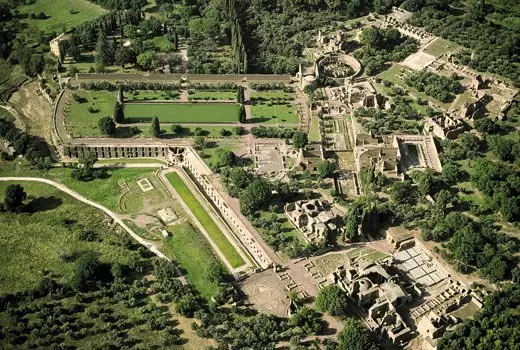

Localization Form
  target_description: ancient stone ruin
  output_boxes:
[284,199,344,243]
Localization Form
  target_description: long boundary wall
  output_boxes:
[183,148,275,269]
[75,73,292,83]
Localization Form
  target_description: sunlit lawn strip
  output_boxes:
[165,172,245,268]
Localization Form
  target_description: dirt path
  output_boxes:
[0,176,171,262]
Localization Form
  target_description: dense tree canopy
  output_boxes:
[3,184,26,213]
[316,285,349,316]
[439,282,520,350]
[339,319,378,350]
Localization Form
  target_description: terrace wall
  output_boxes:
[75,73,292,83]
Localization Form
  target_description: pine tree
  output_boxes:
[150,116,161,137]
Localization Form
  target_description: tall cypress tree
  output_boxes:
[150,116,160,137]
[237,85,244,104]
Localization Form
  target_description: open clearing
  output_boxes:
[18,0,107,34]
[0,181,139,294]
[423,38,462,57]
[66,90,115,137]
[124,103,240,123]
[165,172,245,268]
[250,103,299,124]
[165,222,226,300]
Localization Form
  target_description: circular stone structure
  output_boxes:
[316,52,362,83]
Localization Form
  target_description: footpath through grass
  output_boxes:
[165,222,225,300]
[124,103,240,123]
[165,172,245,268]
[0,181,141,294]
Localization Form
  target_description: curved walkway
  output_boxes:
[0,177,170,262]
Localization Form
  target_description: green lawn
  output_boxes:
[124,103,240,123]
[0,181,142,294]
[165,222,225,300]
[57,168,156,212]
[0,161,155,213]
[250,103,299,124]
[64,90,241,137]
[423,38,462,57]
[66,90,116,137]
[308,114,321,142]
[165,172,245,268]
[199,143,240,168]
[18,0,107,34]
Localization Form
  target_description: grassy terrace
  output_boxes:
[165,172,245,268]
[423,38,462,57]
[250,103,299,124]
[66,90,115,137]
[308,114,321,142]
[124,103,240,123]
[18,0,107,34]
[165,222,226,300]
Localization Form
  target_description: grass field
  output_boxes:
[66,90,115,137]
[250,103,299,124]
[0,166,156,212]
[124,103,240,123]
[65,94,241,137]
[308,114,321,142]
[165,222,225,300]
[0,181,141,294]
[423,38,462,57]
[18,0,107,34]
[199,142,241,168]
[165,172,245,268]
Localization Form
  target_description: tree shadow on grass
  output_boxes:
[246,117,271,123]
[26,196,63,212]
[114,126,142,138]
